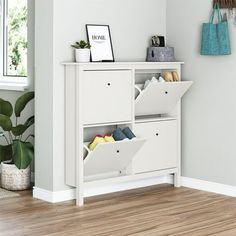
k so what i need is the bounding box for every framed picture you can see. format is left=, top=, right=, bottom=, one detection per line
left=86, top=24, right=115, bottom=62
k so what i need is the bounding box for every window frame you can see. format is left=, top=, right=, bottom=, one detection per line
left=0, top=0, right=28, bottom=87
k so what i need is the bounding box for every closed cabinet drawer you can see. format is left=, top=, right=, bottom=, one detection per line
left=133, top=120, right=178, bottom=174
left=83, top=70, right=132, bottom=125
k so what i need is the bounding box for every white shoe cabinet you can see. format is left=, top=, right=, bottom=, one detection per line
left=63, top=62, right=192, bottom=206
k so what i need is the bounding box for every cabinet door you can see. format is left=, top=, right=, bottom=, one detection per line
left=133, top=120, right=178, bottom=174
left=83, top=70, right=132, bottom=125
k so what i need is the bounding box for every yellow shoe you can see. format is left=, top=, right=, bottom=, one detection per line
left=104, top=135, right=115, bottom=142
left=89, top=136, right=105, bottom=151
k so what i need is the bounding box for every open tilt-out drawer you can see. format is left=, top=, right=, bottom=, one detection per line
left=83, top=138, right=146, bottom=177
left=135, top=81, right=193, bottom=116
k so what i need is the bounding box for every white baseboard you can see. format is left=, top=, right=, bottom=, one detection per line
left=33, top=175, right=172, bottom=203
left=181, top=177, right=236, bottom=198
left=33, top=176, right=236, bottom=204
left=33, top=187, right=76, bottom=203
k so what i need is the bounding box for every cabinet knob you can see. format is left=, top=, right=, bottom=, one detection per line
left=156, top=133, right=159, bottom=136
left=107, top=83, right=111, bottom=86
left=165, top=91, right=168, bottom=94
left=117, top=150, right=120, bottom=153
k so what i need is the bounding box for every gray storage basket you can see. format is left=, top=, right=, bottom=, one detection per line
left=146, top=47, right=175, bottom=62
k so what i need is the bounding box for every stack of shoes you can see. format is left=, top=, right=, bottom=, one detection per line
left=89, top=135, right=115, bottom=151
left=88, top=127, right=136, bottom=151
left=143, top=76, right=166, bottom=90
left=143, top=77, right=158, bottom=89
left=112, top=127, right=136, bottom=141
left=162, top=71, right=180, bottom=82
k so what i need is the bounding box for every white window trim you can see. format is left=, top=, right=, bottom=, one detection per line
left=0, top=0, right=28, bottom=91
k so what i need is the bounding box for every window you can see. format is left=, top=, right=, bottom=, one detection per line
left=0, top=0, right=27, bottom=84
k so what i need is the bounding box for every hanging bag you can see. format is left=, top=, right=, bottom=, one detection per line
left=201, top=4, right=231, bottom=55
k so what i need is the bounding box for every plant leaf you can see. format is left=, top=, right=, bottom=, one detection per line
left=11, top=125, right=28, bottom=136
left=0, top=144, right=12, bottom=163
left=11, top=116, right=35, bottom=136
left=12, top=140, right=34, bottom=169
left=0, top=114, right=12, bottom=131
left=15, top=92, right=34, bottom=117
left=0, top=98, right=13, bottom=117
left=24, top=116, right=34, bottom=127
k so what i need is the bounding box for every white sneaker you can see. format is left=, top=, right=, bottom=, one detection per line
left=158, top=76, right=165, bottom=83
left=143, top=79, right=151, bottom=89
left=151, top=77, right=158, bottom=83
left=144, top=77, right=160, bottom=90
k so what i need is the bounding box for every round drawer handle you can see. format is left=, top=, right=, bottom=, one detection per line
left=117, top=150, right=120, bottom=153
left=156, top=133, right=159, bottom=136
left=107, top=83, right=111, bottom=86
left=165, top=91, right=168, bottom=94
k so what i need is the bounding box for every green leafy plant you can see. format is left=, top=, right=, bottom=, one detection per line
left=0, top=92, right=34, bottom=169
left=71, top=40, right=91, bottom=49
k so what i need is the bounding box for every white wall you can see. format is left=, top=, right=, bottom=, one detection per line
left=53, top=0, right=166, bottom=62
left=167, top=0, right=236, bottom=186
left=34, top=0, right=54, bottom=190
left=35, top=0, right=166, bottom=191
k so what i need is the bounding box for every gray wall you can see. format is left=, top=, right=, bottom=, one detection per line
left=167, top=0, right=236, bottom=186
left=35, top=0, right=167, bottom=191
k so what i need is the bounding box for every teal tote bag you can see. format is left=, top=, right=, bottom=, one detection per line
left=201, top=4, right=231, bottom=56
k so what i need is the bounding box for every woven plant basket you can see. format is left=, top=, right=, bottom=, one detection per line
left=1, top=161, right=30, bottom=191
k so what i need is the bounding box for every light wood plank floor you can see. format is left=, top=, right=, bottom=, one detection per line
left=1, top=184, right=236, bottom=236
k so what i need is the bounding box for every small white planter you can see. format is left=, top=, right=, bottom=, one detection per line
left=75, top=48, right=91, bottom=63
left=1, top=161, right=31, bottom=191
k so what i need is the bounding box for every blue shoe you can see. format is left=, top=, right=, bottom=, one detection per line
left=112, top=128, right=128, bottom=141
left=122, top=127, right=136, bottom=140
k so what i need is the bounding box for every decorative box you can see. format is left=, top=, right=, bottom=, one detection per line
left=146, top=47, right=175, bottom=62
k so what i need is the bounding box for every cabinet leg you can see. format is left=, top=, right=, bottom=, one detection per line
left=76, top=189, right=84, bottom=207
left=174, top=173, right=181, bottom=188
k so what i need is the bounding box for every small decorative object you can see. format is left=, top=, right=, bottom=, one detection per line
left=147, top=47, right=175, bottom=62
left=151, top=35, right=165, bottom=47
left=86, top=24, right=115, bottom=62
left=71, top=40, right=91, bottom=63
left=147, top=35, right=175, bottom=62
left=0, top=92, right=34, bottom=190
left=201, top=3, right=231, bottom=55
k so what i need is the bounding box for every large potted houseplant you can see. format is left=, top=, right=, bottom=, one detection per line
left=71, top=40, right=91, bottom=62
left=0, top=92, right=34, bottom=190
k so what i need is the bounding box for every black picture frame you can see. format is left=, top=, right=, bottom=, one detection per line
left=86, top=24, right=115, bottom=62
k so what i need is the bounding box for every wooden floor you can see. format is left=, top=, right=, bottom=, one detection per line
left=1, top=185, right=236, bottom=236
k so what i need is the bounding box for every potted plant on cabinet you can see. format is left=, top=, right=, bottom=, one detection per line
left=0, top=92, right=34, bottom=190
left=71, top=40, right=91, bottom=62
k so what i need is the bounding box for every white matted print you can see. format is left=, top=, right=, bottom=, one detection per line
left=86, top=24, right=115, bottom=62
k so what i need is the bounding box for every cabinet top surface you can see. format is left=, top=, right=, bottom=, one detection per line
left=62, top=61, right=184, bottom=66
